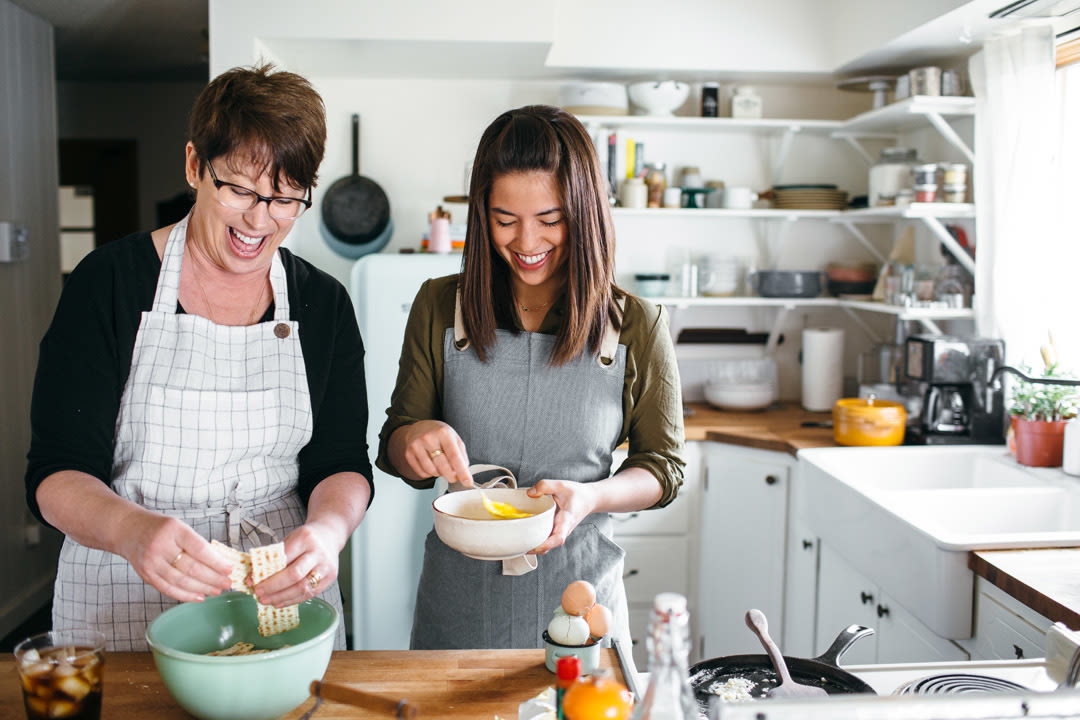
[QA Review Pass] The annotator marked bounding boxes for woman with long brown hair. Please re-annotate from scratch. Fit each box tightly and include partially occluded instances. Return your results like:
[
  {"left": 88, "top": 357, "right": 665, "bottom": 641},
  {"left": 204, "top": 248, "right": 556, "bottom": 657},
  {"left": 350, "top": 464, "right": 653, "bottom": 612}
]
[{"left": 378, "top": 105, "right": 684, "bottom": 650}]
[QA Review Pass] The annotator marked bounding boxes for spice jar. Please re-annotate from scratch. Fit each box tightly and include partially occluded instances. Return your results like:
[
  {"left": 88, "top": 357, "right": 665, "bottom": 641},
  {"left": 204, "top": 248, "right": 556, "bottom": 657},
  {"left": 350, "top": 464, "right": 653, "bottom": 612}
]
[
  {"left": 942, "top": 162, "right": 967, "bottom": 186},
  {"left": 869, "top": 147, "right": 918, "bottom": 207},
  {"left": 701, "top": 82, "right": 719, "bottom": 117},
  {"left": 619, "top": 176, "right": 647, "bottom": 209},
  {"left": 644, "top": 163, "right": 667, "bottom": 208}
]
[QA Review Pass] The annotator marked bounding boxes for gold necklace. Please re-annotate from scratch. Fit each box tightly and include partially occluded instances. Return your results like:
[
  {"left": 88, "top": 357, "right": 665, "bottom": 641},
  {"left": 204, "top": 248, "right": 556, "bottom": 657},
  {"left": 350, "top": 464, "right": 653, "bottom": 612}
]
[
  {"left": 519, "top": 300, "right": 551, "bottom": 312},
  {"left": 192, "top": 267, "right": 267, "bottom": 326}
]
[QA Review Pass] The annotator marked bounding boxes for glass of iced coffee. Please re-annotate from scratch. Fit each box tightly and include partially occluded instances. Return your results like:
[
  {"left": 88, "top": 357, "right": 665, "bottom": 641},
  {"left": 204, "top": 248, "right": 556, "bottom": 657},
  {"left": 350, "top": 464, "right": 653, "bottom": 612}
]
[{"left": 14, "top": 628, "right": 106, "bottom": 720}]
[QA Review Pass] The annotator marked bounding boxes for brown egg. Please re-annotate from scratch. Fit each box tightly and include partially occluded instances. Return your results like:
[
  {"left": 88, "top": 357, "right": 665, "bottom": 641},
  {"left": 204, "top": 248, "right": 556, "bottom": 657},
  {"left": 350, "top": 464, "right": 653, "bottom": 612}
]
[
  {"left": 584, "top": 603, "right": 612, "bottom": 638},
  {"left": 561, "top": 580, "right": 597, "bottom": 616}
]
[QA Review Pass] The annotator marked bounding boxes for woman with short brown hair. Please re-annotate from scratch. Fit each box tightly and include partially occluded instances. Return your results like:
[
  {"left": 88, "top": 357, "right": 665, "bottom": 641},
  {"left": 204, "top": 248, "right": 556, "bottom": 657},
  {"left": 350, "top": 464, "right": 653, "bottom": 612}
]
[
  {"left": 27, "top": 64, "right": 372, "bottom": 650},
  {"left": 378, "top": 105, "right": 685, "bottom": 650}
]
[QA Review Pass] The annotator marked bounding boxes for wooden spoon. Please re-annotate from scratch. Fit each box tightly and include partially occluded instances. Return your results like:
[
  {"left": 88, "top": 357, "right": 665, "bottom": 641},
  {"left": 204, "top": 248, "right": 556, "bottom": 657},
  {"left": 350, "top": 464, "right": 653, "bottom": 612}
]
[{"left": 744, "top": 609, "right": 827, "bottom": 699}]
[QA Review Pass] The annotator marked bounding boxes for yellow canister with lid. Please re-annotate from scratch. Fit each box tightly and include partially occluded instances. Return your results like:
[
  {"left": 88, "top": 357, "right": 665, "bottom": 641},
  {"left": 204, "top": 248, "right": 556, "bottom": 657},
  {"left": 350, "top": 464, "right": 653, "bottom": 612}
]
[{"left": 832, "top": 396, "right": 907, "bottom": 446}]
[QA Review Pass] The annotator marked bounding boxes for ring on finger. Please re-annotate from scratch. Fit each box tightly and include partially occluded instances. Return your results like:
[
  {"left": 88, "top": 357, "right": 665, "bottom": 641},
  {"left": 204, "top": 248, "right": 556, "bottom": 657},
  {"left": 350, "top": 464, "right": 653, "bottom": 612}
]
[
  {"left": 307, "top": 571, "right": 322, "bottom": 591},
  {"left": 170, "top": 550, "right": 184, "bottom": 568},
  {"left": 428, "top": 448, "right": 444, "bottom": 459}
]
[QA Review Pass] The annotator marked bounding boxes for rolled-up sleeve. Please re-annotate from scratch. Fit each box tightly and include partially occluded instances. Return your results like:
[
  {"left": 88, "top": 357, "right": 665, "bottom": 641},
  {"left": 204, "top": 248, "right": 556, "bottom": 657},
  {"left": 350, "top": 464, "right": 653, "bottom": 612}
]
[{"left": 615, "top": 299, "right": 685, "bottom": 507}]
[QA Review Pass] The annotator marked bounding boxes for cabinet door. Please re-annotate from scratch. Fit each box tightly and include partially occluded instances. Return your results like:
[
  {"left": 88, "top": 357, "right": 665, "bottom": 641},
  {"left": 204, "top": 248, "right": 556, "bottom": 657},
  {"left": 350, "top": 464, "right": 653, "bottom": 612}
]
[
  {"left": 698, "top": 446, "right": 790, "bottom": 659},
  {"left": 815, "top": 543, "right": 878, "bottom": 665},
  {"left": 972, "top": 580, "right": 1052, "bottom": 661},
  {"left": 782, "top": 517, "right": 819, "bottom": 657},
  {"left": 876, "top": 589, "right": 970, "bottom": 664}
]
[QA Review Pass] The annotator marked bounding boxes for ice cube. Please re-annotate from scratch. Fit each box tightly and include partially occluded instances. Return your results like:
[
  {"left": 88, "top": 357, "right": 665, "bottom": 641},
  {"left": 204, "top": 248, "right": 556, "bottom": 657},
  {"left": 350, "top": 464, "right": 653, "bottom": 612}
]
[
  {"left": 55, "top": 674, "right": 91, "bottom": 701},
  {"left": 47, "top": 698, "right": 81, "bottom": 718}
]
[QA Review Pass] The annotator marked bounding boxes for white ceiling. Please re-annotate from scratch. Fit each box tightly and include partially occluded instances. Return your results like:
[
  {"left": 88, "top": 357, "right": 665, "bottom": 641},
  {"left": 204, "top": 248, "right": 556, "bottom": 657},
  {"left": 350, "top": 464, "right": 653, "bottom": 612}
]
[{"left": 11, "top": 0, "right": 208, "bottom": 82}]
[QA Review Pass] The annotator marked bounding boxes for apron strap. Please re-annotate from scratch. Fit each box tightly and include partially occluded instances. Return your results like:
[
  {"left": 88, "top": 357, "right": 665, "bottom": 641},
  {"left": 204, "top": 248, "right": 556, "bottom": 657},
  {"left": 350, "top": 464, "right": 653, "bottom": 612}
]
[
  {"left": 226, "top": 503, "right": 280, "bottom": 548},
  {"left": 453, "top": 288, "right": 470, "bottom": 351},
  {"left": 151, "top": 215, "right": 189, "bottom": 312},
  {"left": 597, "top": 295, "right": 626, "bottom": 367},
  {"left": 269, "top": 251, "right": 290, "bottom": 320}
]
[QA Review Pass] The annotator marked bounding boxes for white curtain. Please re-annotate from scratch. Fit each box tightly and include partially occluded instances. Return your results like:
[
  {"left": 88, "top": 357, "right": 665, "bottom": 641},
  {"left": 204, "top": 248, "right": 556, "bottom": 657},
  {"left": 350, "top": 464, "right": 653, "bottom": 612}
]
[{"left": 969, "top": 23, "right": 1067, "bottom": 370}]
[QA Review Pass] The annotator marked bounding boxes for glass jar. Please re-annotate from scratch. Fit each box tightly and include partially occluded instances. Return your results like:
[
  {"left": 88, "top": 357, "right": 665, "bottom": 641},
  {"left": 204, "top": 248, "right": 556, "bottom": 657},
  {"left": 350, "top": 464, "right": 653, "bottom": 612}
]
[
  {"left": 868, "top": 147, "right": 918, "bottom": 207},
  {"left": 731, "top": 86, "right": 763, "bottom": 119},
  {"left": 644, "top": 163, "right": 667, "bottom": 208}
]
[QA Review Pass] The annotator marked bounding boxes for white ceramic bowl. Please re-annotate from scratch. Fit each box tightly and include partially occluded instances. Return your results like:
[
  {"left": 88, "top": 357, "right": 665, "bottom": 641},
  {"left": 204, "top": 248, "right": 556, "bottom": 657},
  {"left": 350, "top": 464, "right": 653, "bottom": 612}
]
[
  {"left": 627, "top": 81, "right": 690, "bottom": 116},
  {"left": 559, "top": 82, "right": 629, "bottom": 116},
  {"left": 433, "top": 488, "right": 555, "bottom": 560},
  {"left": 704, "top": 382, "right": 777, "bottom": 411}
]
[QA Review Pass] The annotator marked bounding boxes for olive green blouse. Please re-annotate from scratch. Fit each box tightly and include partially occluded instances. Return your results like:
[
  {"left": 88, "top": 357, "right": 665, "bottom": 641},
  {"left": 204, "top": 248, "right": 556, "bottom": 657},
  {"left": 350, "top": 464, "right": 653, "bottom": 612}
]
[{"left": 375, "top": 274, "right": 686, "bottom": 507}]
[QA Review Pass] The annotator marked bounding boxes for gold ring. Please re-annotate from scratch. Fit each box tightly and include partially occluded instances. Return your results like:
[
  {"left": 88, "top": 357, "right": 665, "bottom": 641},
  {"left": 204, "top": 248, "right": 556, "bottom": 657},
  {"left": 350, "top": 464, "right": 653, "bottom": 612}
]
[
  {"left": 428, "top": 448, "right": 444, "bottom": 459},
  {"left": 170, "top": 551, "right": 184, "bottom": 568},
  {"left": 307, "top": 571, "right": 322, "bottom": 591}
]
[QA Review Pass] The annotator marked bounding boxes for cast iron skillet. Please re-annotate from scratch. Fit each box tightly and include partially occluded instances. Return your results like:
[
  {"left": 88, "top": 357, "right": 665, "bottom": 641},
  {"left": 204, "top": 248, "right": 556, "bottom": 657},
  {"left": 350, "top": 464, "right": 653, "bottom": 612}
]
[
  {"left": 321, "top": 114, "right": 391, "bottom": 253},
  {"left": 688, "top": 624, "right": 875, "bottom": 715}
]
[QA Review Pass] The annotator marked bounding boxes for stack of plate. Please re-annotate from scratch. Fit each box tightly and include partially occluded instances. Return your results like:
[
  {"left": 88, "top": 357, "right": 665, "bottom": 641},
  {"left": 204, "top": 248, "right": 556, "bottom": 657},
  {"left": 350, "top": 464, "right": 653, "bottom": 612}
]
[{"left": 772, "top": 184, "right": 849, "bottom": 210}]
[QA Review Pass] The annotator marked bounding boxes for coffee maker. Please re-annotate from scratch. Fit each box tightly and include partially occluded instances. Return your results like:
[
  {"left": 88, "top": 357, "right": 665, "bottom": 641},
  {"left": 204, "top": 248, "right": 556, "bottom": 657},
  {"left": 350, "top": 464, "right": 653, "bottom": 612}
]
[{"left": 904, "top": 334, "right": 1006, "bottom": 445}]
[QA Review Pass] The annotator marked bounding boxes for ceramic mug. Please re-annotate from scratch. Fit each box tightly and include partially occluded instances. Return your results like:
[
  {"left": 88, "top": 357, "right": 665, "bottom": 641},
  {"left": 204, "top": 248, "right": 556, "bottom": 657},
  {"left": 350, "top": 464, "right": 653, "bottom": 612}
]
[
  {"left": 724, "top": 187, "right": 758, "bottom": 210},
  {"left": 543, "top": 631, "right": 603, "bottom": 674}
]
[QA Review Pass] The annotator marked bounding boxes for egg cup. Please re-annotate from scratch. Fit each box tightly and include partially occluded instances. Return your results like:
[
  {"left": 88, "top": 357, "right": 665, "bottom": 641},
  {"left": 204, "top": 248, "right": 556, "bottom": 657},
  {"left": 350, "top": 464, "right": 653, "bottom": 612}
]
[{"left": 542, "top": 631, "right": 605, "bottom": 674}]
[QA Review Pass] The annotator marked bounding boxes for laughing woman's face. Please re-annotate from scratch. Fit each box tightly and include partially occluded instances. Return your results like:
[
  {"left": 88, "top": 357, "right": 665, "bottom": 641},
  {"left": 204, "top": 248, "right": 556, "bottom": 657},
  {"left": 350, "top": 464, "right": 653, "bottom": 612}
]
[
  {"left": 488, "top": 170, "right": 569, "bottom": 299},
  {"left": 184, "top": 143, "right": 307, "bottom": 278}
]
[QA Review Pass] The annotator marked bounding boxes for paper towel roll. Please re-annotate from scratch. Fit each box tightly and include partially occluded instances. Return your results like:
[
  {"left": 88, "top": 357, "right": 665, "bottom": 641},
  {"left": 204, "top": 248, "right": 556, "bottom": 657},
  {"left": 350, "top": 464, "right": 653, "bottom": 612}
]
[{"left": 802, "top": 327, "right": 845, "bottom": 411}]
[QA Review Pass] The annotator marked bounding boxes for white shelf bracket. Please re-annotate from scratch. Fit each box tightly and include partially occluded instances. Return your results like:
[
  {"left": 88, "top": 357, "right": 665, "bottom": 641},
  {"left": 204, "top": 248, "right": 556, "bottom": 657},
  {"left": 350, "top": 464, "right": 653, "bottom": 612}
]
[
  {"left": 839, "top": 306, "right": 884, "bottom": 344},
  {"left": 771, "top": 128, "right": 798, "bottom": 185},
  {"left": 924, "top": 112, "right": 975, "bottom": 165},
  {"left": 836, "top": 220, "right": 888, "bottom": 264},
  {"left": 911, "top": 316, "right": 945, "bottom": 335},
  {"left": 766, "top": 304, "right": 793, "bottom": 355},
  {"left": 835, "top": 135, "right": 876, "bottom": 165},
  {"left": 919, "top": 216, "right": 976, "bottom": 275}
]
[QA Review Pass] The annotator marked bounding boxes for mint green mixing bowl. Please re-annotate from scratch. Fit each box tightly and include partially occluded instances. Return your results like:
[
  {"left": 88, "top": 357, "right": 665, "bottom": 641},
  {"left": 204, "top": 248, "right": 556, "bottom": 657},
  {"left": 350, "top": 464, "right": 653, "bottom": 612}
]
[{"left": 146, "top": 592, "right": 337, "bottom": 720}]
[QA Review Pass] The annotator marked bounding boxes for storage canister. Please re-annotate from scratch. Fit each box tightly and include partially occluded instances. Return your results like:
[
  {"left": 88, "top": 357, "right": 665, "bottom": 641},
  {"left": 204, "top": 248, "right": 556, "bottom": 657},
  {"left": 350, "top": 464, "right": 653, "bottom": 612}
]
[
  {"left": 620, "top": 176, "right": 647, "bottom": 209},
  {"left": 833, "top": 397, "right": 907, "bottom": 446},
  {"left": 868, "top": 147, "right": 918, "bottom": 207},
  {"left": 911, "top": 163, "right": 939, "bottom": 186},
  {"left": 914, "top": 184, "right": 937, "bottom": 202},
  {"left": 634, "top": 273, "right": 670, "bottom": 298},
  {"left": 730, "top": 86, "right": 763, "bottom": 119},
  {"left": 942, "top": 162, "right": 967, "bottom": 186},
  {"left": 909, "top": 66, "right": 942, "bottom": 96},
  {"left": 942, "top": 185, "right": 966, "bottom": 203},
  {"left": 644, "top": 163, "right": 667, "bottom": 208}
]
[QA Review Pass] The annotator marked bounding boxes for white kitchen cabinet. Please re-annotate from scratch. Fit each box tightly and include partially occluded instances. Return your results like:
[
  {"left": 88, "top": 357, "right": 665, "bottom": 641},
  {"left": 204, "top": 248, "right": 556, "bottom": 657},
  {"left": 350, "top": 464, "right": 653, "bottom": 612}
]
[
  {"left": 816, "top": 543, "right": 969, "bottom": 665},
  {"left": 972, "top": 578, "right": 1052, "bottom": 662},
  {"left": 782, "top": 514, "right": 820, "bottom": 658},
  {"left": 696, "top": 443, "right": 793, "bottom": 660},
  {"left": 610, "top": 441, "right": 701, "bottom": 668}
]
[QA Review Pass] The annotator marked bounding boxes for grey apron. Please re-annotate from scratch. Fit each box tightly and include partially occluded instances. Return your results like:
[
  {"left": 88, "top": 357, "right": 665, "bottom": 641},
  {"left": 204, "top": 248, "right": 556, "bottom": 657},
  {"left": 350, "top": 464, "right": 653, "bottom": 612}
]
[
  {"left": 52, "top": 217, "right": 346, "bottom": 651},
  {"left": 410, "top": 294, "right": 630, "bottom": 650}
]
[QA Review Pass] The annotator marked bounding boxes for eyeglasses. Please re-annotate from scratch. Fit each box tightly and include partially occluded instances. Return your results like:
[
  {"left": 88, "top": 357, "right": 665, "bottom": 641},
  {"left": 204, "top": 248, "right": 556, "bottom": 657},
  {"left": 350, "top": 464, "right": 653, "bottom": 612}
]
[{"left": 204, "top": 162, "right": 312, "bottom": 220}]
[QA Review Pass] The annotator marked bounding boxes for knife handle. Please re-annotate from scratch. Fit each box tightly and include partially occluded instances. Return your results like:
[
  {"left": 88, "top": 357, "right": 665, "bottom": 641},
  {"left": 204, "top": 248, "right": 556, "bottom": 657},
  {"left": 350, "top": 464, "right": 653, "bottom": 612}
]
[{"left": 309, "top": 681, "right": 419, "bottom": 719}]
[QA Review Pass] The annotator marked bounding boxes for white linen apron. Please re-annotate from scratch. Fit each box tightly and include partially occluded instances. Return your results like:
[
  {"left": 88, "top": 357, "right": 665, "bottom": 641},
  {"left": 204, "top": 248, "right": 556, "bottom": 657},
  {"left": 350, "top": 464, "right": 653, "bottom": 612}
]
[
  {"left": 410, "top": 294, "right": 630, "bottom": 650},
  {"left": 52, "top": 216, "right": 346, "bottom": 650}
]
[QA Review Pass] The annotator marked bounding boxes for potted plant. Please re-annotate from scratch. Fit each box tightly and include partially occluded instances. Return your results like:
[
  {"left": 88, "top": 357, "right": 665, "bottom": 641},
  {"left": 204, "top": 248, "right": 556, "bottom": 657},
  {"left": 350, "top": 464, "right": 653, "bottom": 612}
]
[{"left": 1009, "top": 337, "right": 1080, "bottom": 467}]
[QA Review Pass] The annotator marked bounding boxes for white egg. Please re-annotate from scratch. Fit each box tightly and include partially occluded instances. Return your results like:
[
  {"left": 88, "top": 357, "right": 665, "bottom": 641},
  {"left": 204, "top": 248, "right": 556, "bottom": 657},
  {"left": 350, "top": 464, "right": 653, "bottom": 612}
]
[{"left": 547, "top": 613, "right": 591, "bottom": 646}]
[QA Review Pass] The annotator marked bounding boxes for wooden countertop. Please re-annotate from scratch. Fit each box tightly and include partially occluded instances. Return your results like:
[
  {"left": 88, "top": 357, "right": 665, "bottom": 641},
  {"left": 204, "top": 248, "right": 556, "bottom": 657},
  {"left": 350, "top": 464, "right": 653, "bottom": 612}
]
[
  {"left": 970, "top": 549, "right": 1080, "bottom": 630},
  {"left": 683, "top": 401, "right": 837, "bottom": 455},
  {"left": 2, "top": 649, "right": 624, "bottom": 719}
]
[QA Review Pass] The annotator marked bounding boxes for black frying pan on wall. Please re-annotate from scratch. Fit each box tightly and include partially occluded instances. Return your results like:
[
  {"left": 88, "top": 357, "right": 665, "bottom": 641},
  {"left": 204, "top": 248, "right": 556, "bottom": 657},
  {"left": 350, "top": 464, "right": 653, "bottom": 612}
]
[
  {"left": 688, "top": 625, "right": 876, "bottom": 715},
  {"left": 320, "top": 114, "right": 391, "bottom": 256}
]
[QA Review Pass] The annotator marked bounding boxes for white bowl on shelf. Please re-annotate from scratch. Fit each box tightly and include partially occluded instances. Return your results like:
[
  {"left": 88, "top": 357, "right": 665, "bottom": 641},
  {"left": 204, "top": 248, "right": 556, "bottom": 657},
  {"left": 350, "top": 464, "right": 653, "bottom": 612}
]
[
  {"left": 559, "top": 82, "right": 629, "bottom": 116},
  {"left": 627, "top": 81, "right": 690, "bottom": 116}
]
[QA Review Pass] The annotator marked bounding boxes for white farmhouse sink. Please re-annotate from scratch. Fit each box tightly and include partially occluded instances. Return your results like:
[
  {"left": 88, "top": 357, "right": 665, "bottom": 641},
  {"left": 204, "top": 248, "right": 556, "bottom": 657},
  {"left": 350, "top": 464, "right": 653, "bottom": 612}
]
[{"left": 799, "top": 445, "right": 1080, "bottom": 640}]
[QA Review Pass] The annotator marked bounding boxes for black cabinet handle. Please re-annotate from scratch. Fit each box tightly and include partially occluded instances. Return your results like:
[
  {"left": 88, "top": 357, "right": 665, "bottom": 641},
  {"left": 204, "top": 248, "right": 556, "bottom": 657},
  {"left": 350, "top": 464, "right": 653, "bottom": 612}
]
[
  {"left": 860, "top": 592, "right": 874, "bottom": 605},
  {"left": 802, "top": 539, "right": 814, "bottom": 550},
  {"left": 1014, "top": 644, "right": 1024, "bottom": 659},
  {"left": 765, "top": 475, "right": 779, "bottom": 485},
  {"left": 876, "top": 604, "right": 890, "bottom": 618},
  {"left": 624, "top": 569, "right": 639, "bottom": 579}
]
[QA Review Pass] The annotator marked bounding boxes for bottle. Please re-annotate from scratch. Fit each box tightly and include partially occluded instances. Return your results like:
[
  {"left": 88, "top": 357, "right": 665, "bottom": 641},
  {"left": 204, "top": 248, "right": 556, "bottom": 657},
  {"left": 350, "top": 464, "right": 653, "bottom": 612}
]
[
  {"left": 644, "top": 163, "right": 667, "bottom": 208},
  {"left": 730, "top": 86, "right": 762, "bottom": 119},
  {"left": 631, "top": 593, "right": 695, "bottom": 720},
  {"left": 701, "top": 82, "right": 719, "bottom": 117},
  {"left": 556, "top": 656, "right": 582, "bottom": 720}
]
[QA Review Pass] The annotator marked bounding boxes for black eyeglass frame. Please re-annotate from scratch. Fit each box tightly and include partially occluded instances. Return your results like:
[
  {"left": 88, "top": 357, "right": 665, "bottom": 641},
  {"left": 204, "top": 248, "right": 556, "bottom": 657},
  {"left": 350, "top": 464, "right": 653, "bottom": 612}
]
[{"left": 204, "top": 161, "right": 313, "bottom": 218}]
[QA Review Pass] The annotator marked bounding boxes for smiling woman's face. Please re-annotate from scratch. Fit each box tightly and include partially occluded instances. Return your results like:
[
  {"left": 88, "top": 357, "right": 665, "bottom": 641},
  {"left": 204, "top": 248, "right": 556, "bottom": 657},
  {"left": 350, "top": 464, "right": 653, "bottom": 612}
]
[
  {"left": 488, "top": 170, "right": 568, "bottom": 298},
  {"left": 184, "top": 142, "right": 306, "bottom": 278}
]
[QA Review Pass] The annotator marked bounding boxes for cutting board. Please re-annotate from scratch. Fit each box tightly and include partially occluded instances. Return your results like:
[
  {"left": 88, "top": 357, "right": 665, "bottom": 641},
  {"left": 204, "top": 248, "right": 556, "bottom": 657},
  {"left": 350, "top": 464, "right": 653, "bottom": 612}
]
[{"left": 1, "top": 649, "right": 625, "bottom": 719}]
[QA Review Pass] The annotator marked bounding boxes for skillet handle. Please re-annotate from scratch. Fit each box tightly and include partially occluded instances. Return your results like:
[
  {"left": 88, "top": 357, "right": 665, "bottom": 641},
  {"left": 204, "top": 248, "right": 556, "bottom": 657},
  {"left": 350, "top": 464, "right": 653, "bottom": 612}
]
[{"left": 814, "top": 624, "right": 874, "bottom": 667}]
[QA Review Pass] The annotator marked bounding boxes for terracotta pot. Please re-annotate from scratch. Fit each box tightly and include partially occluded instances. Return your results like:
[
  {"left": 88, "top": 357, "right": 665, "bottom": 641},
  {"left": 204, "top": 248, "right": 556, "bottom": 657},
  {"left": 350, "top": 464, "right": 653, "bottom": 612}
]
[{"left": 1010, "top": 415, "right": 1069, "bottom": 467}]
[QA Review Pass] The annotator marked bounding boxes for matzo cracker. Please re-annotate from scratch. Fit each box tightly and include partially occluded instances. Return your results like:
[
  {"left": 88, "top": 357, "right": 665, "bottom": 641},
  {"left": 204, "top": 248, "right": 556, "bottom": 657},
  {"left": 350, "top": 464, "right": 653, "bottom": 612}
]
[
  {"left": 211, "top": 540, "right": 252, "bottom": 594},
  {"left": 249, "top": 542, "right": 299, "bottom": 636}
]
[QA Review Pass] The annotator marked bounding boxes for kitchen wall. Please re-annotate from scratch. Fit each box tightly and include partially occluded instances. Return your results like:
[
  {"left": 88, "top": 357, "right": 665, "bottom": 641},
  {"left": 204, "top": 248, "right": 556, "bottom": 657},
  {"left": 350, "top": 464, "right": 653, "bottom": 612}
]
[
  {"left": 0, "top": 0, "right": 64, "bottom": 639},
  {"left": 57, "top": 81, "right": 204, "bottom": 230}
]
